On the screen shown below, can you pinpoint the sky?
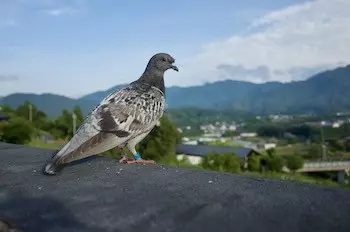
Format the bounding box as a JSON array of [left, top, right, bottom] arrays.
[[1, 0, 350, 98]]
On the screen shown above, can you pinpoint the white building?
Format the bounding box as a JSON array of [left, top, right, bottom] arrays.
[[240, 132, 257, 138], [256, 143, 277, 150], [183, 140, 198, 145]]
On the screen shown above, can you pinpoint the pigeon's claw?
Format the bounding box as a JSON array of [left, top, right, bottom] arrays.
[[119, 156, 134, 163], [126, 159, 156, 164]]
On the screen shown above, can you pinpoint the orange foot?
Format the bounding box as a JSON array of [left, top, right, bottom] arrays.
[[126, 159, 156, 164], [119, 156, 135, 163]]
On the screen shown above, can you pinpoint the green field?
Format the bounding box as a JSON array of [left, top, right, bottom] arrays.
[[28, 139, 65, 150], [275, 143, 309, 156]]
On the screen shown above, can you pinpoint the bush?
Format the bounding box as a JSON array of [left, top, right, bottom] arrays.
[[286, 155, 304, 173], [265, 152, 284, 172], [305, 144, 322, 160], [247, 154, 261, 172], [202, 152, 241, 173], [266, 148, 276, 156], [137, 116, 182, 161], [0, 117, 34, 144]]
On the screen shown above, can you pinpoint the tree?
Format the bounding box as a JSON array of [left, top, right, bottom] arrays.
[[257, 125, 284, 138], [73, 105, 84, 123], [286, 155, 304, 173], [0, 105, 15, 115], [223, 153, 241, 173], [326, 139, 344, 152], [202, 152, 241, 173], [54, 109, 74, 139], [305, 144, 322, 160], [53, 106, 84, 140], [202, 152, 225, 171], [288, 137, 297, 144], [265, 148, 284, 172], [15, 101, 47, 127], [286, 125, 319, 142], [344, 138, 350, 152], [247, 154, 261, 172], [137, 116, 182, 161], [0, 117, 34, 144], [266, 148, 276, 156]]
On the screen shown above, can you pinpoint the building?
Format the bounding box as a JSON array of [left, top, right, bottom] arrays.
[[256, 143, 277, 150], [231, 139, 256, 149], [175, 144, 261, 166], [306, 120, 344, 128], [183, 140, 198, 145], [0, 112, 10, 122], [240, 132, 257, 138]]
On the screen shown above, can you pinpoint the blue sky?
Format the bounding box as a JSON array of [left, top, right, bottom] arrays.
[[1, 0, 349, 98]]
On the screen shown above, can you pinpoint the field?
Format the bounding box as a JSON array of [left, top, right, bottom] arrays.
[[275, 143, 309, 156], [28, 139, 65, 150]]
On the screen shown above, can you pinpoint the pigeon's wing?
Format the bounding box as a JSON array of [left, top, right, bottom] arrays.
[[102, 84, 166, 136], [49, 84, 165, 165]]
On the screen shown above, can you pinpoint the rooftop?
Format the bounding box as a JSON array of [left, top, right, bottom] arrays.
[[0, 112, 9, 121], [176, 144, 260, 158], [1, 142, 350, 232]]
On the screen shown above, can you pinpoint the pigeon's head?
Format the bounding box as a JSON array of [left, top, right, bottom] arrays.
[[146, 53, 179, 73]]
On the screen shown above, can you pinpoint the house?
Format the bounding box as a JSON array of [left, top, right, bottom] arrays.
[[183, 140, 198, 145], [240, 132, 257, 138], [256, 143, 277, 150], [175, 144, 262, 166], [0, 112, 10, 122], [306, 120, 344, 128]]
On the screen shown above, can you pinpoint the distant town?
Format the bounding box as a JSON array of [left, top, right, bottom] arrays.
[[178, 113, 350, 152]]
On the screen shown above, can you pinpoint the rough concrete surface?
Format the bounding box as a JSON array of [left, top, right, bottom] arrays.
[[0, 142, 349, 232]]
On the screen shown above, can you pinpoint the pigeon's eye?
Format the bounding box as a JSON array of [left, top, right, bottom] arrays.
[[162, 57, 167, 62]]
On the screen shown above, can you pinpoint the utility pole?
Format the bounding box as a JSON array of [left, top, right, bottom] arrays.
[[28, 104, 33, 122], [320, 122, 327, 160], [72, 113, 77, 135]]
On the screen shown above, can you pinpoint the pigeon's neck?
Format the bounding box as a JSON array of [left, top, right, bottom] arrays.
[[137, 70, 165, 94]]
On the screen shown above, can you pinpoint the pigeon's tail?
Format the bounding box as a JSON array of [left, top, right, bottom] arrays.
[[42, 150, 67, 176], [43, 160, 67, 176]]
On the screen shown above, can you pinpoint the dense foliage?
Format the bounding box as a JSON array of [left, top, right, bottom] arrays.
[[0, 117, 34, 144], [247, 154, 261, 172], [286, 155, 305, 172], [0, 102, 181, 163], [256, 122, 350, 146], [265, 148, 284, 172], [202, 152, 241, 173], [137, 116, 182, 161]]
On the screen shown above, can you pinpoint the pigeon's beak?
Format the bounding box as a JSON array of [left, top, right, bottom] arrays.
[[171, 65, 179, 72]]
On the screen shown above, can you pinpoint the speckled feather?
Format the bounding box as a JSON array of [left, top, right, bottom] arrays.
[[96, 82, 165, 134]]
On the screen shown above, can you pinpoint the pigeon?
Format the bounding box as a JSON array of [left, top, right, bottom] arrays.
[[43, 53, 178, 175]]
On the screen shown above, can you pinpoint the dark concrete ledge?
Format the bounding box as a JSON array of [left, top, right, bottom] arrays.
[[0, 142, 350, 232]]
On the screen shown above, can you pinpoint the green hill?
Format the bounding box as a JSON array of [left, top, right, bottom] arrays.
[[1, 65, 350, 118]]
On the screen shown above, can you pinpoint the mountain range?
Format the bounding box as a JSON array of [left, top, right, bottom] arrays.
[[1, 65, 350, 118]]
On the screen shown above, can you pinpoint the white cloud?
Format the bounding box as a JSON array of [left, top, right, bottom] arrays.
[[175, 0, 350, 86], [44, 7, 77, 16], [42, 0, 86, 15]]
